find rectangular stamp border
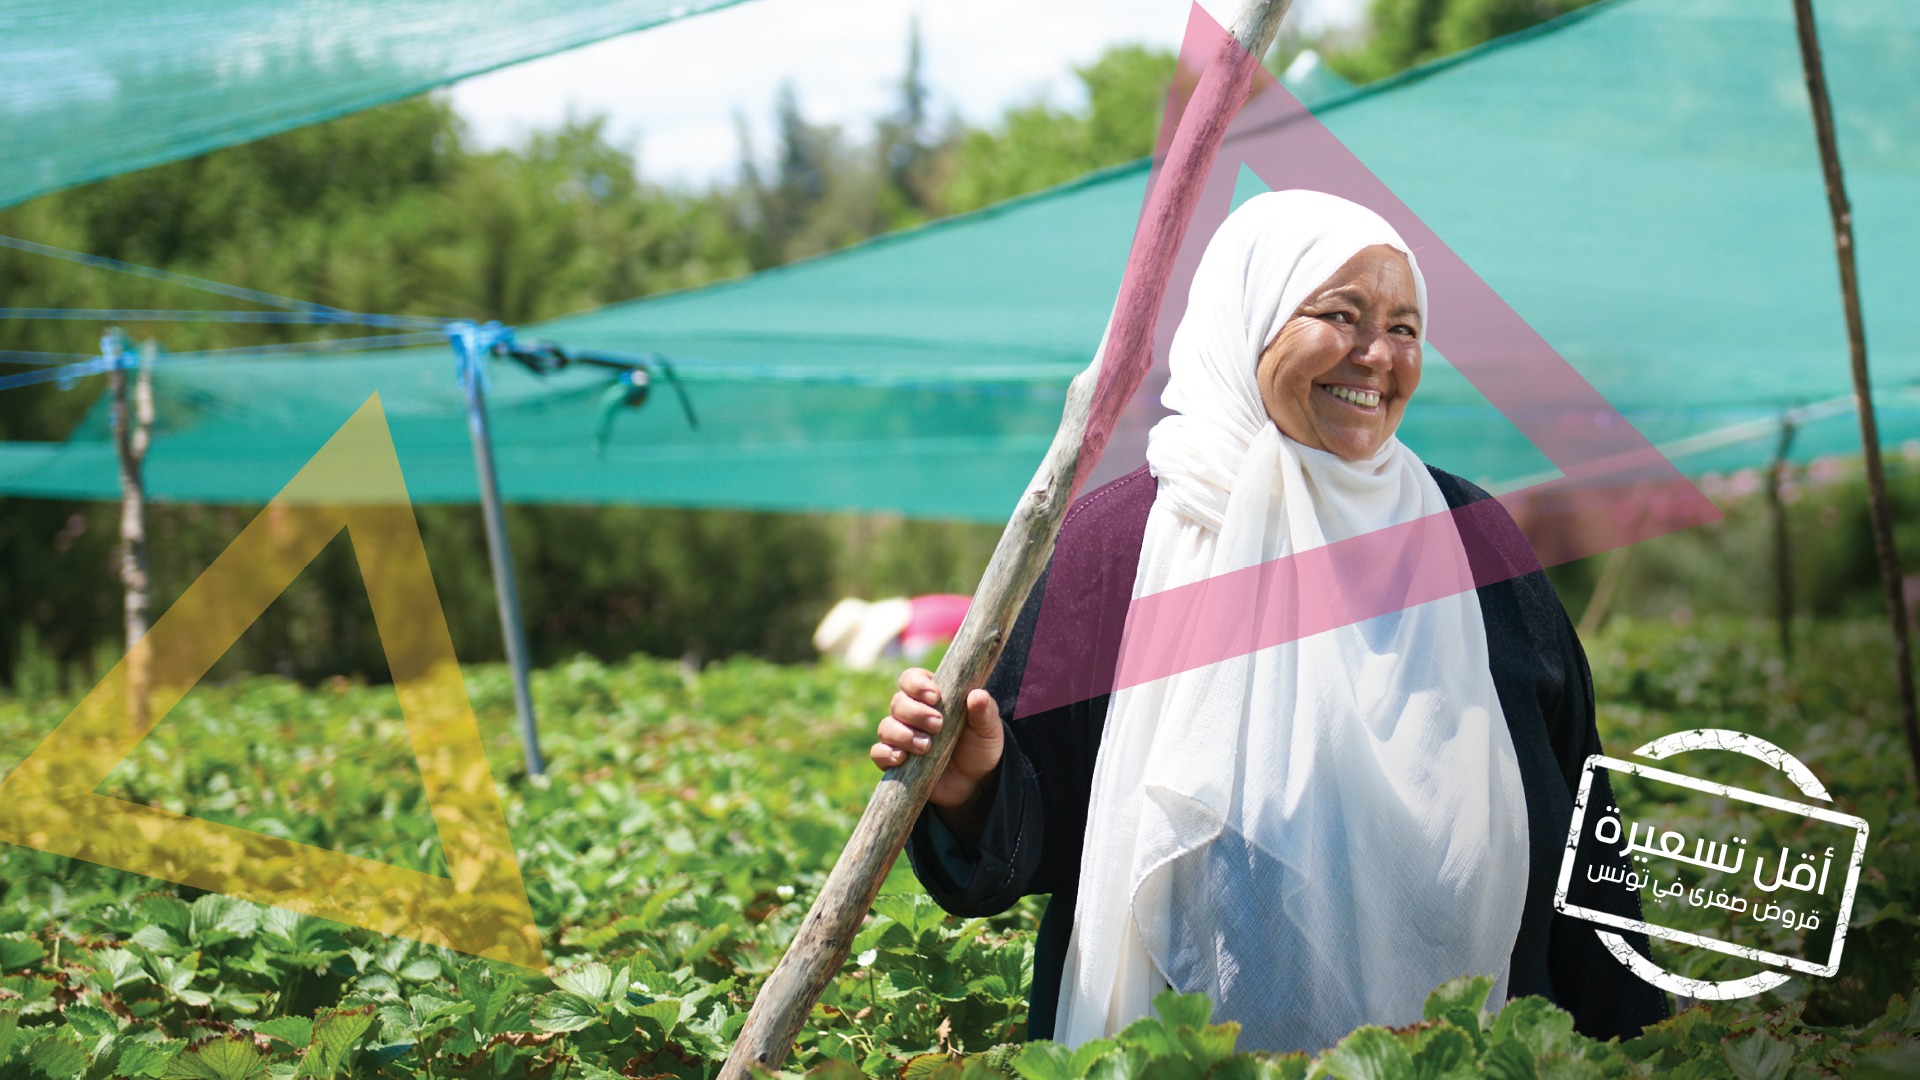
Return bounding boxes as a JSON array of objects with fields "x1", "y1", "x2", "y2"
[{"x1": 1554, "y1": 753, "x2": 1869, "y2": 979}]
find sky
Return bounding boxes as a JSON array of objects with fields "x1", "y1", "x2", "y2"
[{"x1": 448, "y1": 0, "x2": 1367, "y2": 188}]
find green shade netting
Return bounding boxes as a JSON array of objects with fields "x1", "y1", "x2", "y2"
[
  {"x1": 0, "y1": 0, "x2": 748, "y2": 210},
  {"x1": 0, "y1": 0, "x2": 1915, "y2": 521}
]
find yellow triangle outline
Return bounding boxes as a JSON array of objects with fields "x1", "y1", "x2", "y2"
[{"x1": 0, "y1": 395, "x2": 543, "y2": 968}]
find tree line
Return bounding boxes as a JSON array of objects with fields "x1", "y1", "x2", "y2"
[{"x1": 14, "y1": 0, "x2": 1896, "y2": 692}]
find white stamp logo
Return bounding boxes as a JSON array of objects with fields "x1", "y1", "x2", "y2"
[{"x1": 1554, "y1": 729, "x2": 1870, "y2": 1000}]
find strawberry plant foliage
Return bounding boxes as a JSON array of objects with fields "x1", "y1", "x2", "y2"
[{"x1": 0, "y1": 620, "x2": 1910, "y2": 1076}]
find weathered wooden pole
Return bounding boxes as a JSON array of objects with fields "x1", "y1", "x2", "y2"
[
  {"x1": 717, "y1": 3, "x2": 1295, "y2": 1075},
  {"x1": 1576, "y1": 546, "x2": 1631, "y2": 640},
  {"x1": 1792, "y1": 0, "x2": 1920, "y2": 792},
  {"x1": 106, "y1": 331, "x2": 154, "y2": 732},
  {"x1": 1767, "y1": 414, "x2": 1797, "y2": 663}
]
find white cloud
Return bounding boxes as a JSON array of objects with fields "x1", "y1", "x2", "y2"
[{"x1": 446, "y1": 0, "x2": 1363, "y2": 186}]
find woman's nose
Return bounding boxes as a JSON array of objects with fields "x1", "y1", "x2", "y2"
[{"x1": 1350, "y1": 329, "x2": 1395, "y2": 370}]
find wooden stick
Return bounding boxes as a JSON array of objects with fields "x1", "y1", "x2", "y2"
[
  {"x1": 1792, "y1": 0, "x2": 1920, "y2": 796},
  {"x1": 109, "y1": 333, "x2": 154, "y2": 733},
  {"x1": 1767, "y1": 414, "x2": 1797, "y2": 664},
  {"x1": 717, "y1": 3, "x2": 1295, "y2": 1075},
  {"x1": 1576, "y1": 545, "x2": 1631, "y2": 641}
]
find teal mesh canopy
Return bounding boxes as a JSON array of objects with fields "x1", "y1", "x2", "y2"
[
  {"x1": 0, "y1": 0, "x2": 1914, "y2": 520},
  {"x1": 0, "y1": 0, "x2": 747, "y2": 210}
]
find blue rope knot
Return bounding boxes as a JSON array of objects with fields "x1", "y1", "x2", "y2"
[{"x1": 446, "y1": 320, "x2": 514, "y2": 393}]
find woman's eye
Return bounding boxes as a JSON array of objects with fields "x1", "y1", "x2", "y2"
[
  {"x1": 1392, "y1": 324, "x2": 1417, "y2": 336},
  {"x1": 1319, "y1": 311, "x2": 1353, "y2": 324}
]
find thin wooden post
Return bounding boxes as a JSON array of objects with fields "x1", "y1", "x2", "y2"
[
  {"x1": 1792, "y1": 0, "x2": 1920, "y2": 793},
  {"x1": 1767, "y1": 415, "x2": 1798, "y2": 663},
  {"x1": 107, "y1": 331, "x2": 153, "y2": 732},
  {"x1": 717, "y1": 3, "x2": 1295, "y2": 1075},
  {"x1": 1577, "y1": 546, "x2": 1632, "y2": 640}
]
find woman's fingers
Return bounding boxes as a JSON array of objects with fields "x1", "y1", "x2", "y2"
[
  {"x1": 898, "y1": 667, "x2": 940, "y2": 707},
  {"x1": 965, "y1": 688, "x2": 1001, "y2": 730},
  {"x1": 889, "y1": 689, "x2": 944, "y2": 733},
  {"x1": 869, "y1": 741, "x2": 908, "y2": 770},
  {"x1": 877, "y1": 715, "x2": 931, "y2": 753}
]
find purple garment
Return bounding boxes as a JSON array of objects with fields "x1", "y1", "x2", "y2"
[{"x1": 905, "y1": 463, "x2": 1669, "y2": 1045}]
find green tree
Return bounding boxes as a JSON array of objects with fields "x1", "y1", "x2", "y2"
[
  {"x1": 1331, "y1": 0, "x2": 1602, "y2": 83},
  {"x1": 940, "y1": 45, "x2": 1176, "y2": 215}
]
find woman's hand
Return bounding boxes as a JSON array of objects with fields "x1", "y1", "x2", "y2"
[{"x1": 869, "y1": 667, "x2": 1004, "y2": 815}]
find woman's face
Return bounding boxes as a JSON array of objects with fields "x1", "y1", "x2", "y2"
[{"x1": 1255, "y1": 244, "x2": 1422, "y2": 461}]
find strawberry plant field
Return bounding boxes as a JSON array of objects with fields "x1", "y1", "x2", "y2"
[{"x1": 0, "y1": 617, "x2": 1915, "y2": 1078}]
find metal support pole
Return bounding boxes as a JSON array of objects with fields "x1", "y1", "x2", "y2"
[
  {"x1": 450, "y1": 322, "x2": 545, "y2": 777},
  {"x1": 1793, "y1": 0, "x2": 1919, "y2": 795}
]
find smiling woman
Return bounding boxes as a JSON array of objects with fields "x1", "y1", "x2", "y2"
[{"x1": 872, "y1": 190, "x2": 1669, "y2": 1054}]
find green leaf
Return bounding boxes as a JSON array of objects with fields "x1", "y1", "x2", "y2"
[
  {"x1": 1531, "y1": 1054, "x2": 1604, "y2": 1080},
  {"x1": 0, "y1": 1009, "x2": 19, "y2": 1064},
  {"x1": 1478, "y1": 1039, "x2": 1536, "y2": 1080},
  {"x1": 1488, "y1": 998, "x2": 1580, "y2": 1061},
  {"x1": 163, "y1": 1036, "x2": 270, "y2": 1080},
  {"x1": 187, "y1": 895, "x2": 261, "y2": 945},
  {"x1": 1421, "y1": 977, "x2": 1495, "y2": 1023},
  {"x1": 0, "y1": 935, "x2": 46, "y2": 973},
  {"x1": 1408, "y1": 1022, "x2": 1477, "y2": 1080},
  {"x1": 1011, "y1": 1041, "x2": 1072, "y2": 1080},
  {"x1": 252, "y1": 1018, "x2": 311, "y2": 1050},
  {"x1": 64, "y1": 1002, "x2": 122, "y2": 1041},
  {"x1": 455, "y1": 961, "x2": 521, "y2": 1035},
  {"x1": 872, "y1": 894, "x2": 946, "y2": 937},
  {"x1": 958, "y1": 1058, "x2": 1008, "y2": 1080},
  {"x1": 94, "y1": 947, "x2": 150, "y2": 991},
  {"x1": 1086, "y1": 1049, "x2": 1141, "y2": 1080},
  {"x1": 115, "y1": 1039, "x2": 186, "y2": 1078},
  {"x1": 1175, "y1": 1022, "x2": 1240, "y2": 1068},
  {"x1": 852, "y1": 915, "x2": 905, "y2": 956},
  {"x1": 1068, "y1": 1037, "x2": 1120, "y2": 1077},
  {"x1": 531, "y1": 991, "x2": 602, "y2": 1033},
  {"x1": 381, "y1": 994, "x2": 470, "y2": 1038},
  {"x1": 904, "y1": 1052, "x2": 962, "y2": 1079},
  {"x1": 554, "y1": 961, "x2": 614, "y2": 1002},
  {"x1": 298, "y1": 1006, "x2": 374, "y2": 1079},
  {"x1": 1719, "y1": 1029, "x2": 1792, "y2": 1080},
  {"x1": 1137, "y1": 1056, "x2": 1207, "y2": 1080},
  {"x1": 1315, "y1": 1026, "x2": 1414, "y2": 1080},
  {"x1": 632, "y1": 999, "x2": 683, "y2": 1046},
  {"x1": 679, "y1": 920, "x2": 733, "y2": 963},
  {"x1": 1848, "y1": 1041, "x2": 1920, "y2": 1080},
  {"x1": 1114, "y1": 1016, "x2": 1182, "y2": 1060},
  {"x1": 138, "y1": 896, "x2": 192, "y2": 936},
  {"x1": 1205, "y1": 1054, "x2": 1309, "y2": 1080},
  {"x1": 944, "y1": 918, "x2": 992, "y2": 964},
  {"x1": 27, "y1": 1033, "x2": 90, "y2": 1079},
  {"x1": 1152, "y1": 991, "x2": 1213, "y2": 1030},
  {"x1": 396, "y1": 957, "x2": 440, "y2": 982},
  {"x1": 1, "y1": 975, "x2": 59, "y2": 1016},
  {"x1": 130, "y1": 926, "x2": 178, "y2": 953}
]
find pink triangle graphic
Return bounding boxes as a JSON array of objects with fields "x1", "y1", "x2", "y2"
[{"x1": 1014, "y1": 3, "x2": 1719, "y2": 718}]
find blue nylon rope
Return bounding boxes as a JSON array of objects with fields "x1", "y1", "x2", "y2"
[
  {"x1": 0, "y1": 332, "x2": 447, "y2": 393},
  {"x1": 0, "y1": 307, "x2": 447, "y2": 330},
  {"x1": 0, "y1": 234, "x2": 448, "y2": 321},
  {"x1": 0, "y1": 350, "x2": 94, "y2": 366},
  {"x1": 0, "y1": 234, "x2": 454, "y2": 331}
]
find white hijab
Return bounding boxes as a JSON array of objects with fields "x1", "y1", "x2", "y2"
[{"x1": 1052, "y1": 190, "x2": 1531, "y2": 1053}]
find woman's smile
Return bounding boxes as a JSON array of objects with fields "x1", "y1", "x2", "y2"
[{"x1": 1316, "y1": 382, "x2": 1384, "y2": 411}]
